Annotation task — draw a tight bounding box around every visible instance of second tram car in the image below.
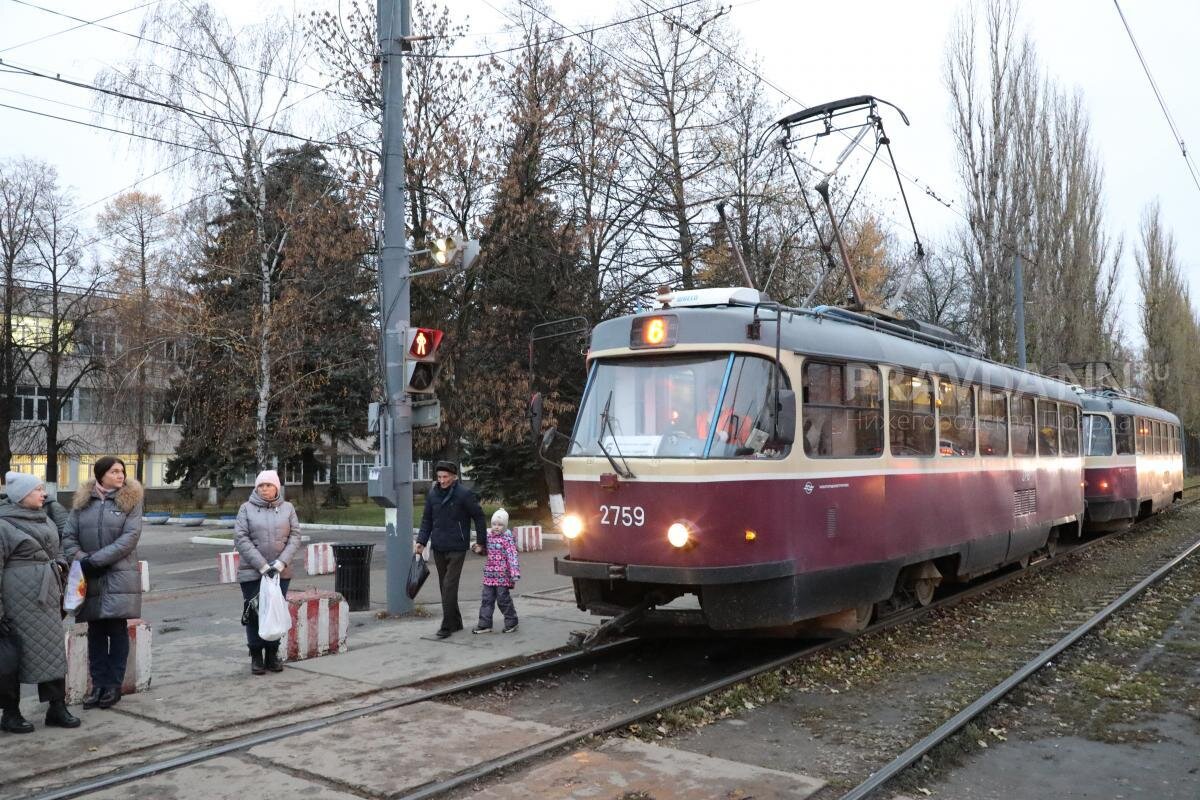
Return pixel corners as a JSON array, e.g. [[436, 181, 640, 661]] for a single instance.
[[1081, 391, 1183, 529], [554, 288, 1092, 633]]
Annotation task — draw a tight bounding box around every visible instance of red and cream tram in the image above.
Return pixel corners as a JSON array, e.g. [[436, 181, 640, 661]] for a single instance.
[[1081, 391, 1183, 530], [554, 288, 1091, 633]]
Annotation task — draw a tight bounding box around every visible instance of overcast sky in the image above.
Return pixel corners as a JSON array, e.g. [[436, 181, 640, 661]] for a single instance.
[[3, 0, 1197, 347]]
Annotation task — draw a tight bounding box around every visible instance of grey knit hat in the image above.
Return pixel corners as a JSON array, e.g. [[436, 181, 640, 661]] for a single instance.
[[4, 471, 43, 504]]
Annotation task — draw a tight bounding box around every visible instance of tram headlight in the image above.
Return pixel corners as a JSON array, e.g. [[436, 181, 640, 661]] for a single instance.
[[562, 514, 584, 540], [667, 521, 691, 549]]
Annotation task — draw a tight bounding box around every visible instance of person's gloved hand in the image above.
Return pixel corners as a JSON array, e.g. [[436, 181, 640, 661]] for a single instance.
[[270, 560, 284, 574], [259, 562, 274, 576], [0, 618, 14, 637], [79, 558, 103, 578]]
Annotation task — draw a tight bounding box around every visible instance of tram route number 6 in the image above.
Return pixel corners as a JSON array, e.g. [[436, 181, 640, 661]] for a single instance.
[[600, 505, 645, 527]]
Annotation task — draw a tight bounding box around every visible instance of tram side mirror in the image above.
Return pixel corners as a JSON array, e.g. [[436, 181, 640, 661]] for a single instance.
[[528, 392, 544, 445], [773, 389, 796, 446]]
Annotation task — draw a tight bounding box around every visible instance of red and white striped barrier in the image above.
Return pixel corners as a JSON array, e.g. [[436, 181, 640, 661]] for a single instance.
[[218, 551, 240, 583], [305, 542, 335, 575], [64, 618, 152, 703], [283, 589, 348, 662], [137, 560, 150, 593], [513, 524, 542, 552]]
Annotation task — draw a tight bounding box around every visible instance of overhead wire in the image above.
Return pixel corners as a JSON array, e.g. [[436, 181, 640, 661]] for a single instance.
[[6, 0, 350, 101], [1111, 0, 1200, 194], [1, 59, 347, 148], [0, 0, 158, 53]]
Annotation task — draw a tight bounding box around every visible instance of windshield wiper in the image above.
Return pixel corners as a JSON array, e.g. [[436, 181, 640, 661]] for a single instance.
[[597, 390, 635, 478]]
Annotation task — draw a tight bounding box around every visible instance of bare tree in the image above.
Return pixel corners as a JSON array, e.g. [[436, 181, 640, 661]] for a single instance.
[[620, 2, 728, 289], [0, 159, 57, 475], [945, 0, 1121, 364], [97, 191, 177, 483], [24, 183, 107, 493], [96, 1, 306, 468]]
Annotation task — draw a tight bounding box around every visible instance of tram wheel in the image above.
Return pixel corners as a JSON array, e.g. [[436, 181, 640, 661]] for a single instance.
[[899, 561, 942, 607]]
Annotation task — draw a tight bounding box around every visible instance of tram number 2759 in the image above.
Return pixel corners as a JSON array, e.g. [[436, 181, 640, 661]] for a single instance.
[[599, 505, 645, 527]]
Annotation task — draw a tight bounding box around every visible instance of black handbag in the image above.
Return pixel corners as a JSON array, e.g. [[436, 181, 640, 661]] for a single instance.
[[405, 553, 430, 599], [241, 595, 259, 626], [0, 622, 20, 679]]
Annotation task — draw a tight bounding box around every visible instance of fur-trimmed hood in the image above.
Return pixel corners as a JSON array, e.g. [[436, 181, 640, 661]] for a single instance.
[[73, 478, 144, 514]]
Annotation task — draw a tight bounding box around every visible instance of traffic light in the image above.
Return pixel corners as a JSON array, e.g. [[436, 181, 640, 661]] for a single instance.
[[406, 327, 444, 395], [431, 237, 480, 269]]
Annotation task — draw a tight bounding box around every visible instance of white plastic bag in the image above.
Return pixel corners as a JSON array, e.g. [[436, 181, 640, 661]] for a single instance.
[[257, 573, 292, 642], [63, 560, 86, 613]]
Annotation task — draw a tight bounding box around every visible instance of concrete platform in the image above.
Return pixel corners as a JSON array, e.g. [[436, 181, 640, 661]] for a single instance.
[[466, 738, 826, 799], [248, 701, 566, 796], [81, 756, 363, 800]]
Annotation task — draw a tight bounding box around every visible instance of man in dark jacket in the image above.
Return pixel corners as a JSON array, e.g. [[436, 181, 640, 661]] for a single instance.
[[414, 462, 486, 638]]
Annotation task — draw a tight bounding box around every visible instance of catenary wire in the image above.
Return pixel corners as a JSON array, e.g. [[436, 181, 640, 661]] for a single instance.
[[0, 0, 158, 53], [1111, 0, 1200, 194]]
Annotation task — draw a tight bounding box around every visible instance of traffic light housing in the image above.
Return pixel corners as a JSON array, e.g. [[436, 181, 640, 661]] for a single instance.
[[431, 237, 480, 269], [406, 327, 444, 395]]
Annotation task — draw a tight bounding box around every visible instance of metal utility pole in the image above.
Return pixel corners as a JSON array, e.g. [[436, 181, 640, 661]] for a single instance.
[[1014, 251, 1027, 371], [377, 0, 415, 615]]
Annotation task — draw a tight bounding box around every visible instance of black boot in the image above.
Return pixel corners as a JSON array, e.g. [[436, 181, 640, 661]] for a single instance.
[[263, 645, 283, 673], [250, 647, 266, 675], [45, 701, 81, 728], [96, 687, 121, 709], [1, 709, 33, 734], [81, 687, 102, 709]]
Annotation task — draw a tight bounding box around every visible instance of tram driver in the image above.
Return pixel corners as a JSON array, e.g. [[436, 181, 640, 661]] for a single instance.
[[695, 385, 753, 448]]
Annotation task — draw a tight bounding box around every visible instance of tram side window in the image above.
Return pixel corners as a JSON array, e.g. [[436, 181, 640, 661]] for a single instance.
[[1114, 414, 1135, 455], [1083, 414, 1113, 457], [1011, 396, 1036, 456], [888, 371, 936, 457], [1060, 404, 1079, 456], [1135, 417, 1148, 455], [1174, 425, 1181, 454], [937, 381, 975, 456], [1156, 421, 1165, 454], [1037, 399, 1059, 456], [802, 361, 883, 458], [978, 389, 1008, 456]]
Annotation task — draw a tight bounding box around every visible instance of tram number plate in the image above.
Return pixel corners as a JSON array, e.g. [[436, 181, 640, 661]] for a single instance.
[[600, 505, 645, 527]]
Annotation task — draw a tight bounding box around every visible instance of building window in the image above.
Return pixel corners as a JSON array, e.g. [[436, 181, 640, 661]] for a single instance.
[[888, 371, 935, 457], [801, 361, 883, 458], [336, 455, 374, 483], [937, 381, 975, 457]]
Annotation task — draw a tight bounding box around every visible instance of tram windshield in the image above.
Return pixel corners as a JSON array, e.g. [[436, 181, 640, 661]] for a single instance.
[[569, 354, 789, 459]]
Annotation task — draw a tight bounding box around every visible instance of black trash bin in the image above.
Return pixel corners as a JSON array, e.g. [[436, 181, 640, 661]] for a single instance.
[[331, 542, 375, 611]]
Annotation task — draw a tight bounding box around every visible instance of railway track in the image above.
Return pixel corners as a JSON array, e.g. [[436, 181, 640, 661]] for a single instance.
[[25, 497, 1200, 800]]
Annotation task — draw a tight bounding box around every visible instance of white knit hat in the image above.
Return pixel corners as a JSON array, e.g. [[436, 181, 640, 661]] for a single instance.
[[490, 508, 509, 528], [255, 470, 281, 490], [4, 471, 43, 504]]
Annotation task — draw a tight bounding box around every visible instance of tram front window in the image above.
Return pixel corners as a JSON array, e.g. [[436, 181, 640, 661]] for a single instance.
[[569, 354, 789, 459]]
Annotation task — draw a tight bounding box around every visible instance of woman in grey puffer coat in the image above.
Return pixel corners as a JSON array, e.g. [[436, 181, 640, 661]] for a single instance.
[[63, 456, 143, 711], [233, 470, 300, 675], [0, 472, 80, 733]]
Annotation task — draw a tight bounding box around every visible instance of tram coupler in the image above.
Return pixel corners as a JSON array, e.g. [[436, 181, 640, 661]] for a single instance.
[[568, 596, 657, 650]]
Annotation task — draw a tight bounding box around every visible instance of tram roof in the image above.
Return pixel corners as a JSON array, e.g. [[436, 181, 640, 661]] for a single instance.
[[1080, 391, 1180, 424], [591, 302, 1084, 404]]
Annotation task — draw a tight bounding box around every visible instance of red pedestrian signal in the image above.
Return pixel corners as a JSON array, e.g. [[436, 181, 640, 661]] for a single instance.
[[406, 327, 444, 395], [408, 327, 443, 359]]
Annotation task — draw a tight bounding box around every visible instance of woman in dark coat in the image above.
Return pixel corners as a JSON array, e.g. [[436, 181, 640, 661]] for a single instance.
[[63, 457, 143, 710], [0, 471, 80, 733], [233, 470, 300, 675]]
